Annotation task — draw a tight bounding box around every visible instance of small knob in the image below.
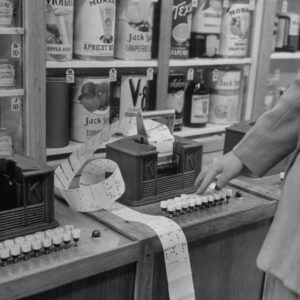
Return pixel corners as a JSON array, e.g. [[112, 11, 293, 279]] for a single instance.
[[91, 229, 101, 239]]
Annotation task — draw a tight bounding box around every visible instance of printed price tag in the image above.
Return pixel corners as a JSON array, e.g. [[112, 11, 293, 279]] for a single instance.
[[66, 69, 75, 83], [274, 68, 281, 81], [109, 68, 117, 82], [243, 65, 250, 77], [11, 97, 21, 112], [212, 69, 219, 82], [187, 68, 194, 81], [223, 0, 229, 8], [282, 0, 288, 13], [147, 68, 154, 81], [11, 43, 21, 58], [249, 0, 255, 10], [192, 0, 198, 7]]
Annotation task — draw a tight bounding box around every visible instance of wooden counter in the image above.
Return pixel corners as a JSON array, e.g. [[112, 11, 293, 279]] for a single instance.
[[89, 182, 278, 300], [0, 200, 139, 300]]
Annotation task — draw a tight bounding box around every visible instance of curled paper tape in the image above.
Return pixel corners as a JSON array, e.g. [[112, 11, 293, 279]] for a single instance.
[[55, 121, 126, 212]]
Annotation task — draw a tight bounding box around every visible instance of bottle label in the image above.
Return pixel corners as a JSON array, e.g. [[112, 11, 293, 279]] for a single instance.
[[288, 14, 300, 36], [192, 0, 222, 34], [190, 94, 209, 123]]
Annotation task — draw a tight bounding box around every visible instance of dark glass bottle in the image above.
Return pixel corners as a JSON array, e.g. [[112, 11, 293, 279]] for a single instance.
[[184, 70, 210, 128]]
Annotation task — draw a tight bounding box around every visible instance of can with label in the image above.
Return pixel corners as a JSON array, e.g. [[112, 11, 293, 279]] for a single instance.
[[219, 0, 251, 58], [167, 73, 186, 131], [0, 0, 15, 27], [119, 75, 150, 120], [190, 0, 222, 58], [46, 0, 74, 62], [71, 77, 110, 143], [207, 68, 241, 124], [0, 59, 15, 88], [0, 128, 13, 155], [74, 0, 116, 60], [115, 0, 154, 60], [170, 0, 193, 59]]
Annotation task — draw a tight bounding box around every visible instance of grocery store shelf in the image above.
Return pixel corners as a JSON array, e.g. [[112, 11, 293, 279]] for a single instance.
[[271, 52, 300, 60], [169, 58, 252, 67], [0, 89, 24, 97], [0, 27, 24, 34], [47, 124, 228, 157], [46, 59, 158, 69]]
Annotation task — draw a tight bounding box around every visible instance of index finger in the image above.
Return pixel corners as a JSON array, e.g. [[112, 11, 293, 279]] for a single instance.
[[195, 167, 219, 194]]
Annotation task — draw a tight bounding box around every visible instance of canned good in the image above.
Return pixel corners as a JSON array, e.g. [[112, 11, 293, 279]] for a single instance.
[[170, 0, 193, 59], [219, 0, 251, 57], [0, 128, 13, 155], [0, 59, 15, 89], [115, 0, 154, 60], [71, 77, 110, 143], [166, 73, 186, 131], [0, 0, 15, 27], [207, 68, 241, 124], [74, 0, 116, 60], [286, 13, 300, 52], [46, 0, 74, 62]]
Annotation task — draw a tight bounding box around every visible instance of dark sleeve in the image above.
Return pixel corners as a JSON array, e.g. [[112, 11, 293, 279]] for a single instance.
[[233, 77, 300, 177]]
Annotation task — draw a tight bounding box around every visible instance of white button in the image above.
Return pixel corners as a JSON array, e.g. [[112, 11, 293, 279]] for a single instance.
[[0, 248, 10, 259], [4, 240, 14, 248], [21, 241, 32, 253], [72, 228, 81, 239]]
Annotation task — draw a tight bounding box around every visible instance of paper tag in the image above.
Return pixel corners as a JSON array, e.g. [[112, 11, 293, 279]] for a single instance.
[[249, 0, 255, 10], [243, 65, 250, 77], [274, 68, 281, 81], [109, 68, 117, 82], [11, 43, 21, 58], [187, 68, 194, 81], [192, 0, 198, 7], [282, 0, 288, 13], [212, 69, 219, 82], [66, 69, 75, 84], [147, 68, 154, 81], [223, 0, 229, 8], [11, 97, 21, 112]]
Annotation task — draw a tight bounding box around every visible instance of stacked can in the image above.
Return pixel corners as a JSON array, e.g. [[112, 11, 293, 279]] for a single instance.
[[46, 0, 74, 62], [115, 0, 154, 60], [219, 0, 252, 58], [207, 68, 241, 124], [190, 0, 222, 58], [73, 0, 116, 60]]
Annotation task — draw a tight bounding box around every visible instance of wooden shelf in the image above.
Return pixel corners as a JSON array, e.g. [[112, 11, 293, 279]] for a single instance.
[[46, 124, 227, 157], [0, 27, 24, 34], [169, 58, 252, 67], [0, 89, 24, 97], [46, 59, 158, 69], [270, 52, 300, 60]]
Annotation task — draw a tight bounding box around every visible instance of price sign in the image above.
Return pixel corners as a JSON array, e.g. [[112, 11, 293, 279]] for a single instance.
[[109, 68, 117, 82], [11, 43, 21, 58], [187, 68, 194, 81], [66, 69, 75, 83], [11, 97, 21, 112], [147, 68, 154, 81], [212, 69, 219, 82], [243, 65, 250, 77]]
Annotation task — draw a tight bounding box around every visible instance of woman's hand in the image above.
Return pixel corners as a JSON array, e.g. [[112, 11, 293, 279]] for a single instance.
[[194, 151, 244, 194]]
